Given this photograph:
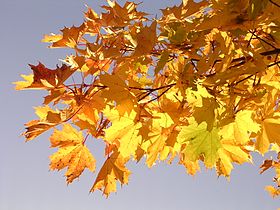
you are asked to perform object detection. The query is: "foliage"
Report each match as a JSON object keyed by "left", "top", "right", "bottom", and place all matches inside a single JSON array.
[{"left": 15, "top": 0, "right": 280, "bottom": 197}]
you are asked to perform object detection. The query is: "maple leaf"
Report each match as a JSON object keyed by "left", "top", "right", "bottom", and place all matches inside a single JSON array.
[
  {"left": 179, "top": 156, "right": 201, "bottom": 175},
  {"left": 23, "top": 106, "right": 63, "bottom": 141},
  {"left": 100, "top": 1, "right": 148, "bottom": 27},
  {"left": 193, "top": 98, "right": 219, "bottom": 130},
  {"left": 74, "top": 91, "right": 106, "bottom": 135},
  {"left": 256, "top": 113, "right": 280, "bottom": 154},
  {"left": 14, "top": 74, "right": 33, "bottom": 90},
  {"left": 154, "top": 50, "right": 170, "bottom": 75},
  {"left": 49, "top": 124, "right": 96, "bottom": 183},
  {"left": 145, "top": 134, "right": 167, "bottom": 167},
  {"left": 144, "top": 112, "right": 175, "bottom": 167},
  {"left": 50, "top": 144, "right": 95, "bottom": 183},
  {"left": 42, "top": 23, "right": 86, "bottom": 48},
  {"left": 103, "top": 108, "right": 142, "bottom": 158},
  {"left": 24, "top": 120, "right": 56, "bottom": 141},
  {"left": 178, "top": 120, "right": 221, "bottom": 168},
  {"left": 133, "top": 21, "right": 157, "bottom": 56},
  {"left": 14, "top": 63, "right": 75, "bottom": 90},
  {"left": 90, "top": 151, "right": 130, "bottom": 197},
  {"left": 219, "top": 110, "right": 260, "bottom": 145},
  {"left": 100, "top": 73, "right": 136, "bottom": 108},
  {"left": 49, "top": 124, "right": 84, "bottom": 147},
  {"left": 216, "top": 139, "right": 252, "bottom": 177}
]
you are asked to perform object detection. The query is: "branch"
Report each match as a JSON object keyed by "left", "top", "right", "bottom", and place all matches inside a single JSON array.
[
  {"left": 144, "top": 84, "right": 174, "bottom": 104},
  {"left": 129, "top": 83, "right": 176, "bottom": 103},
  {"left": 269, "top": 0, "right": 280, "bottom": 8},
  {"left": 250, "top": 30, "right": 277, "bottom": 49},
  {"left": 260, "top": 49, "right": 280, "bottom": 56},
  {"left": 268, "top": 60, "right": 280, "bottom": 67},
  {"left": 234, "top": 74, "right": 255, "bottom": 85},
  {"left": 128, "top": 83, "right": 176, "bottom": 91}
]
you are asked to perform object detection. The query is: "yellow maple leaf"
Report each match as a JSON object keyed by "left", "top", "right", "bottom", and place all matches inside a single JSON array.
[
  {"left": 104, "top": 108, "right": 142, "bottom": 158},
  {"left": 100, "top": 73, "right": 136, "bottom": 110},
  {"left": 143, "top": 112, "right": 175, "bottom": 167},
  {"left": 74, "top": 94, "right": 105, "bottom": 136},
  {"left": 220, "top": 110, "right": 260, "bottom": 145},
  {"left": 193, "top": 98, "right": 219, "bottom": 130},
  {"left": 23, "top": 106, "right": 63, "bottom": 141},
  {"left": 256, "top": 115, "right": 280, "bottom": 154},
  {"left": 14, "top": 74, "right": 34, "bottom": 90},
  {"left": 23, "top": 120, "right": 56, "bottom": 141},
  {"left": 185, "top": 83, "right": 213, "bottom": 108},
  {"left": 50, "top": 124, "right": 84, "bottom": 147},
  {"left": 41, "top": 33, "right": 62, "bottom": 43},
  {"left": 179, "top": 158, "right": 200, "bottom": 176},
  {"left": 100, "top": 1, "right": 147, "bottom": 28},
  {"left": 217, "top": 139, "right": 252, "bottom": 177},
  {"left": 151, "top": 112, "right": 174, "bottom": 129},
  {"left": 146, "top": 134, "right": 167, "bottom": 167},
  {"left": 49, "top": 124, "right": 96, "bottom": 183},
  {"left": 90, "top": 152, "right": 130, "bottom": 197},
  {"left": 34, "top": 105, "right": 61, "bottom": 122},
  {"left": 50, "top": 144, "right": 95, "bottom": 184},
  {"left": 42, "top": 23, "right": 86, "bottom": 48}
]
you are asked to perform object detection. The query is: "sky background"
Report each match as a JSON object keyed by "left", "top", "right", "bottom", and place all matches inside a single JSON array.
[{"left": 0, "top": 0, "right": 279, "bottom": 210}]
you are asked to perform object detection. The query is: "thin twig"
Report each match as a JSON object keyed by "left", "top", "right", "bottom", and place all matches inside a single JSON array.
[{"left": 269, "top": 0, "right": 280, "bottom": 8}]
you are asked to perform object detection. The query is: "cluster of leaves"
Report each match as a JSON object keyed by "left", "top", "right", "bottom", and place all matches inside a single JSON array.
[{"left": 15, "top": 0, "right": 280, "bottom": 197}]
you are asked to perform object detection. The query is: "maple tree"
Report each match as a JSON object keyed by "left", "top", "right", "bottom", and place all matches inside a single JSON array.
[{"left": 15, "top": 0, "right": 280, "bottom": 198}]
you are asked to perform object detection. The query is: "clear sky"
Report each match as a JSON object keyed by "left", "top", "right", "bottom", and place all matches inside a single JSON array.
[{"left": 1, "top": 0, "right": 279, "bottom": 210}]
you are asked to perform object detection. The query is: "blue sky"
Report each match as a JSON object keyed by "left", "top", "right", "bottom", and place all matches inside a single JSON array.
[{"left": 1, "top": 0, "right": 279, "bottom": 210}]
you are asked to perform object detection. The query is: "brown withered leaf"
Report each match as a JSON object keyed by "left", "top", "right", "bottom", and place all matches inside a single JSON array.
[{"left": 14, "top": 63, "right": 75, "bottom": 90}]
